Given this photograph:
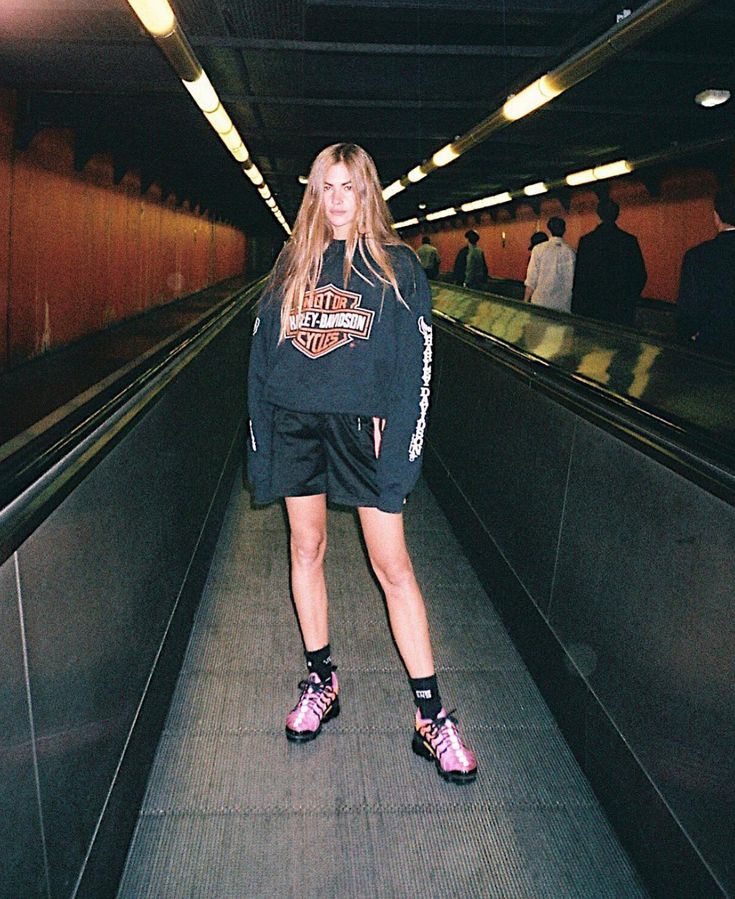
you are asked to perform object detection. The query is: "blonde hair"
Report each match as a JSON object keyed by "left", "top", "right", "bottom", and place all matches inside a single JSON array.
[{"left": 267, "top": 143, "right": 406, "bottom": 341}]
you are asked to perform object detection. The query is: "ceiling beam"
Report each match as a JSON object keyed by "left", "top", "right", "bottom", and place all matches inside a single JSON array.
[
  {"left": 189, "top": 37, "right": 555, "bottom": 58},
  {"left": 24, "top": 87, "right": 725, "bottom": 125},
  {"left": 191, "top": 37, "right": 735, "bottom": 69},
  {"left": 6, "top": 37, "right": 731, "bottom": 67},
  {"left": 14, "top": 86, "right": 487, "bottom": 111}
]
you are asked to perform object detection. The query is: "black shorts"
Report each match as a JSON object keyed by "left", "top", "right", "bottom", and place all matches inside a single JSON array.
[{"left": 271, "top": 407, "right": 382, "bottom": 507}]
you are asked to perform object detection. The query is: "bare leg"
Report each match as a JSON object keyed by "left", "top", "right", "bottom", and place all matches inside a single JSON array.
[
  {"left": 357, "top": 506, "right": 435, "bottom": 677},
  {"left": 285, "top": 494, "right": 329, "bottom": 651}
]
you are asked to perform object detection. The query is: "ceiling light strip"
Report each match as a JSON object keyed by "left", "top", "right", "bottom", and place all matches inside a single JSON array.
[
  {"left": 425, "top": 207, "right": 456, "bottom": 221},
  {"left": 523, "top": 182, "right": 548, "bottom": 196},
  {"left": 383, "top": 0, "right": 705, "bottom": 202},
  {"left": 392, "top": 218, "right": 419, "bottom": 229},
  {"left": 126, "top": 0, "right": 289, "bottom": 233},
  {"left": 396, "top": 156, "right": 635, "bottom": 229},
  {"left": 460, "top": 192, "right": 512, "bottom": 213},
  {"left": 395, "top": 133, "right": 734, "bottom": 231}
]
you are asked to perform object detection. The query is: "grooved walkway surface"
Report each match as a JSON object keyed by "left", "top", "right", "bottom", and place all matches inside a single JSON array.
[{"left": 117, "top": 480, "right": 647, "bottom": 898}]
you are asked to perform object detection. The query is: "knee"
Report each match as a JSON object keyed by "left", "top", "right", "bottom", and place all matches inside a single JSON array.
[
  {"left": 290, "top": 530, "right": 327, "bottom": 568},
  {"left": 372, "top": 554, "right": 415, "bottom": 592}
]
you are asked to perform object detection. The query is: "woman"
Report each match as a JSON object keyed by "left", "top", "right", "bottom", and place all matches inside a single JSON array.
[{"left": 247, "top": 143, "right": 476, "bottom": 784}]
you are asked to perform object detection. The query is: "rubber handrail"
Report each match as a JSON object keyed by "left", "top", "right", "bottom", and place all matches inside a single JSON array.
[
  {"left": 433, "top": 309, "right": 735, "bottom": 507},
  {"left": 0, "top": 279, "right": 263, "bottom": 564}
]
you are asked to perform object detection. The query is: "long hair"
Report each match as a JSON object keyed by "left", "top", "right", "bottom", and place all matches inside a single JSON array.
[{"left": 268, "top": 143, "right": 405, "bottom": 341}]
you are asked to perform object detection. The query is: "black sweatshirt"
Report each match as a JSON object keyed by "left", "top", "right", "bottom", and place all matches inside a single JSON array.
[{"left": 247, "top": 240, "right": 433, "bottom": 513}]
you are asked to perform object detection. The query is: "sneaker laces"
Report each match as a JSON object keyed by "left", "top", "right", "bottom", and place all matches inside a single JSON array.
[{"left": 293, "top": 671, "right": 335, "bottom": 713}]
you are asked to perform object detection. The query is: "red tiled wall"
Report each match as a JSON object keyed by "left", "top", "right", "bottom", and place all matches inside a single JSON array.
[
  {"left": 0, "top": 88, "right": 14, "bottom": 371},
  {"left": 0, "top": 88, "right": 247, "bottom": 373},
  {"left": 408, "top": 166, "right": 729, "bottom": 303}
]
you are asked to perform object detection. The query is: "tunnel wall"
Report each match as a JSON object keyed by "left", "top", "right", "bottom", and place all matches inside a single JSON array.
[
  {"left": 0, "top": 87, "right": 247, "bottom": 375},
  {"left": 408, "top": 164, "right": 730, "bottom": 303},
  {"left": 424, "top": 322, "right": 733, "bottom": 899},
  {"left": 0, "top": 300, "right": 251, "bottom": 898},
  {"left": 0, "top": 89, "right": 12, "bottom": 373}
]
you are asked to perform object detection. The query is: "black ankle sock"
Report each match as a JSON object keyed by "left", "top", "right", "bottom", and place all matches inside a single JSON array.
[
  {"left": 410, "top": 674, "right": 442, "bottom": 719},
  {"left": 305, "top": 644, "right": 333, "bottom": 683}
]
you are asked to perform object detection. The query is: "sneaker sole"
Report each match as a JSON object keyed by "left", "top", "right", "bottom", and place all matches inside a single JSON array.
[
  {"left": 412, "top": 732, "right": 477, "bottom": 784},
  {"left": 285, "top": 698, "right": 340, "bottom": 743}
]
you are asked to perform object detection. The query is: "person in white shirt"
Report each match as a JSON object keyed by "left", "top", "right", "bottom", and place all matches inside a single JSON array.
[{"left": 524, "top": 216, "right": 576, "bottom": 312}]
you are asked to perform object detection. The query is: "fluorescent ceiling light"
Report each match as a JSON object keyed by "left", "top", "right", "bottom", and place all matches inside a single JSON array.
[
  {"left": 220, "top": 127, "right": 243, "bottom": 152},
  {"left": 128, "top": 0, "right": 283, "bottom": 232},
  {"left": 461, "top": 192, "right": 512, "bottom": 212},
  {"left": 181, "top": 71, "right": 219, "bottom": 113},
  {"left": 243, "top": 165, "right": 264, "bottom": 187},
  {"left": 566, "top": 168, "right": 596, "bottom": 186},
  {"left": 566, "top": 159, "right": 632, "bottom": 187},
  {"left": 425, "top": 207, "right": 456, "bottom": 221},
  {"left": 503, "top": 75, "right": 561, "bottom": 122},
  {"left": 382, "top": 181, "right": 405, "bottom": 201},
  {"left": 203, "top": 104, "right": 233, "bottom": 134},
  {"left": 432, "top": 144, "right": 459, "bottom": 168},
  {"left": 593, "top": 159, "right": 633, "bottom": 180},
  {"left": 407, "top": 165, "right": 428, "bottom": 183},
  {"left": 393, "top": 218, "right": 420, "bottom": 229},
  {"left": 127, "top": 0, "right": 176, "bottom": 37},
  {"left": 695, "top": 89, "right": 731, "bottom": 108},
  {"left": 523, "top": 182, "right": 548, "bottom": 196},
  {"left": 230, "top": 143, "right": 249, "bottom": 163}
]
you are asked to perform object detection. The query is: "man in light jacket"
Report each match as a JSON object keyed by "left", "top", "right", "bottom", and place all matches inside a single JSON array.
[{"left": 524, "top": 217, "right": 576, "bottom": 312}]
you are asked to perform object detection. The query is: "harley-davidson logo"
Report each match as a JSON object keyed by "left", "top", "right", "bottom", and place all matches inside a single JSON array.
[{"left": 286, "top": 284, "right": 374, "bottom": 358}]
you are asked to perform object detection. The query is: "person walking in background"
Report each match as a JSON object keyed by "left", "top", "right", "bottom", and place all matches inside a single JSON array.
[
  {"left": 463, "top": 229, "right": 488, "bottom": 289},
  {"left": 572, "top": 199, "right": 647, "bottom": 326},
  {"left": 452, "top": 238, "right": 468, "bottom": 285},
  {"left": 416, "top": 235, "right": 441, "bottom": 280},
  {"left": 677, "top": 187, "right": 735, "bottom": 356},
  {"left": 523, "top": 217, "right": 575, "bottom": 312},
  {"left": 247, "top": 142, "right": 477, "bottom": 784}
]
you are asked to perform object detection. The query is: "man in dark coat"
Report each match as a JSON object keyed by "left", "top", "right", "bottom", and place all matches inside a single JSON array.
[
  {"left": 676, "top": 187, "right": 735, "bottom": 357},
  {"left": 452, "top": 240, "right": 468, "bottom": 285},
  {"left": 572, "top": 199, "right": 647, "bottom": 326}
]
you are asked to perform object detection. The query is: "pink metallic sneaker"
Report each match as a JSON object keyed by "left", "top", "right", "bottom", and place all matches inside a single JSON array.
[
  {"left": 412, "top": 708, "right": 477, "bottom": 784},
  {"left": 285, "top": 671, "right": 340, "bottom": 743}
]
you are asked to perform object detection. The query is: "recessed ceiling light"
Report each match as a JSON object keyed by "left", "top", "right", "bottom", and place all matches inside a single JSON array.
[
  {"left": 418, "top": 203, "right": 427, "bottom": 210},
  {"left": 298, "top": 174, "right": 308, "bottom": 184},
  {"left": 695, "top": 89, "right": 731, "bottom": 108}
]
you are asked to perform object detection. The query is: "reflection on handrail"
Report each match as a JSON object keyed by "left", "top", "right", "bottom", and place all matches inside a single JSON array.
[
  {"left": 431, "top": 285, "right": 735, "bottom": 452},
  {"left": 433, "top": 299, "right": 735, "bottom": 507}
]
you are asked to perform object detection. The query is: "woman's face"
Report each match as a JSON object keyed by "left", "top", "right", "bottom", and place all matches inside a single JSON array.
[{"left": 323, "top": 161, "right": 357, "bottom": 239}]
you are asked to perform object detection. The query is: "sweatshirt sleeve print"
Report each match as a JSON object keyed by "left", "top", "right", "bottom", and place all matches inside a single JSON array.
[
  {"left": 375, "top": 253, "right": 433, "bottom": 513},
  {"left": 246, "top": 288, "right": 278, "bottom": 504}
]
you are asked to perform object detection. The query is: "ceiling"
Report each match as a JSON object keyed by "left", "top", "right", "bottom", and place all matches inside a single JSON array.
[{"left": 1, "top": 0, "right": 734, "bottom": 235}]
